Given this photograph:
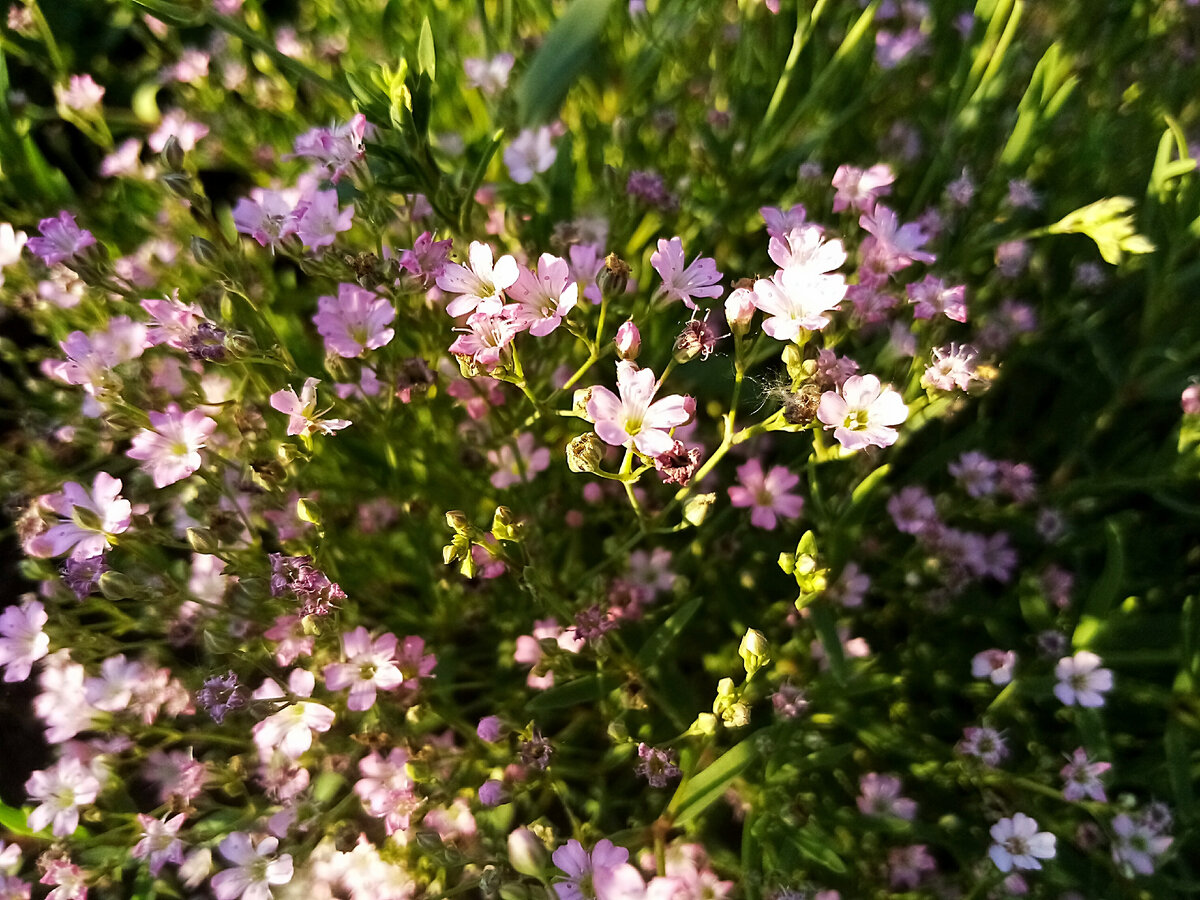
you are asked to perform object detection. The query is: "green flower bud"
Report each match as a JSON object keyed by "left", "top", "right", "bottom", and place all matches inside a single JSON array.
[
  {"left": 738, "top": 628, "right": 771, "bottom": 678},
  {"left": 507, "top": 827, "right": 549, "bottom": 878}
]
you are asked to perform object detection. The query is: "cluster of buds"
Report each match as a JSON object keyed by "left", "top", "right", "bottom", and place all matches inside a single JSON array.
[{"left": 778, "top": 531, "right": 829, "bottom": 609}]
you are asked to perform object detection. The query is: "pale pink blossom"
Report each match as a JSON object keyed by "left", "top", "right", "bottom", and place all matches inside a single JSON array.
[
  {"left": 587, "top": 361, "right": 696, "bottom": 458},
  {"left": 324, "top": 627, "right": 404, "bottom": 711},
  {"left": 40, "top": 859, "right": 87, "bottom": 900},
  {"left": 26, "top": 757, "right": 101, "bottom": 836},
  {"left": 0, "top": 598, "right": 49, "bottom": 682},
  {"left": 816, "top": 374, "right": 908, "bottom": 451},
  {"left": 289, "top": 114, "right": 368, "bottom": 183},
  {"left": 727, "top": 459, "right": 804, "bottom": 530},
  {"left": 1060, "top": 748, "right": 1110, "bottom": 802},
  {"left": 489, "top": 433, "right": 552, "bottom": 488},
  {"left": 126, "top": 404, "right": 217, "bottom": 488},
  {"left": 1054, "top": 651, "right": 1113, "bottom": 707},
  {"left": 133, "top": 813, "right": 187, "bottom": 876},
  {"left": 148, "top": 110, "right": 208, "bottom": 153},
  {"left": 464, "top": 54, "right": 515, "bottom": 94},
  {"left": 232, "top": 189, "right": 300, "bottom": 249},
  {"left": 55, "top": 74, "right": 105, "bottom": 111},
  {"left": 313, "top": 283, "right": 395, "bottom": 357},
  {"left": 40, "top": 316, "right": 149, "bottom": 396},
  {"left": 906, "top": 275, "right": 967, "bottom": 322},
  {"left": 751, "top": 269, "right": 846, "bottom": 341},
  {"left": 211, "top": 832, "right": 293, "bottom": 900},
  {"left": 355, "top": 748, "right": 419, "bottom": 835},
  {"left": 437, "top": 241, "right": 520, "bottom": 317},
  {"left": 971, "top": 649, "right": 1017, "bottom": 686},
  {"left": 923, "top": 343, "right": 978, "bottom": 391},
  {"left": 857, "top": 773, "right": 916, "bottom": 820},
  {"left": 25, "top": 473, "right": 132, "bottom": 560},
  {"left": 988, "top": 813, "right": 1055, "bottom": 872},
  {"left": 505, "top": 126, "right": 557, "bottom": 184},
  {"left": 650, "top": 237, "right": 723, "bottom": 310},
  {"left": 294, "top": 189, "right": 354, "bottom": 249},
  {"left": 859, "top": 205, "right": 935, "bottom": 274},
  {"left": 251, "top": 669, "right": 335, "bottom": 758},
  {"left": 508, "top": 253, "right": 579, "bottom": 336},
  {"left": 552, "top": 839, "right": 645, "bottom": 900},
  {"left": 269, "top": 378, "right": 351, "bottom": 437},
  {"left": 449, "top": 308, "right": 523, "bottom": 368},
  {"left": 760, "top": 203, "right": 808, "bottom": 239},
  {"left": 831, "top": 163, "right": 894, "bottom": 213}
]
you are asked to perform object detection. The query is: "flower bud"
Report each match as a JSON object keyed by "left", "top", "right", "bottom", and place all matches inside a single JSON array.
[
  {"left": 724, "top": 287, "right": 756, "bottom": 335},
  {"left": 222, "top": 332, "right": 256, "bottom": 359},
  {"left": 160, "top": 135, "right": 185, "bottom": 171},
  {"left": 507, "top": 827, "right": 549, "bottom": 878},
  {"left": 445, "top": 510, "right": 471, "bottom": 533},
  {"left": 599, "top": 252, "right": 631, "bottom": 296},
  {"left": 566, "top": 432, "right": 604, "bottom": 473},
  {"left": 98, "top": 570, "right": 135, "bottom": 601},
  {"left": 687, "top": 712, "right": 718, "bottom": 736},
  {"left": 738, "top": 628, "right": 771, "bottom": 678},
  {"left": 161, "top": 172, "right": 194, "bottom": 200},
  {"left": 682, "top": 491, "right": 716, "bottom": 526},
  {"left": 1183, "top": 384, "right": 1200, "bottom": 415},
  {"left": 190, "top": 236, "right": 221, "bottom": 269},
  {"left": 186, "top": 527, "right": 219, "bottom": 555},
  {"left": 614, "top": 320, "right": 641, "bottom": 361}
]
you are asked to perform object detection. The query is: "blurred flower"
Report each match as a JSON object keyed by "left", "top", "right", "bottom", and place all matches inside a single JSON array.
[
  {"left": 505, "top": 126, "right": 557, "bottom": 184},
  {"left": 210, "top": 833, "right": 293, "bottom": 900},
  {"left": 651, "top": 237, "right": 723, "bottom": 309},
  {"left": 26, "top": 757, "right": 100, "bottom": 836},
  {"left": 1054, "top": 652, "right": 1113, "bottom": 707},
  {"left": 971, "top": 649, "right": 1017, "bottom": 686},
  {"left": 831, "top": 163, "right": 894, "bottom": 213},
  {"left": 728, "top": 460, "right": 804, "bottom": 530},
  {"left": 55, "top": 74, "right": 104, "bottom": 111},
  {"left": 269, "top": 378, "right": 351, "bottom": 437},
  {"left": 25, "top": 473, "right": 132, "bottom": 560},
  {"left": 0, "top": 598, "right": 49, "bottom": 682},
  {"left": 464, "top": 53, "right": 514, "bottom": 94},
  {"left": 26, "top": 212, "right": 96, "bottom": 267},
  {"left": 1111, "top": 812, "right": 1172, "bottom": 875},
  {"left": 1060, "top": 748, "right": 1110, "bottom": 802}
]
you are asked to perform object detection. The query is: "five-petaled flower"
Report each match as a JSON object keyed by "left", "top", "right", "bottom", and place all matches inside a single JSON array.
[
  {"left": 269, "top": 378, "right": 351, "bottom": 437},
  {"left": 817, "top": 374, "right": 908, "bottom": 451},
  {"left": 587, "top": 362, "right": 695, "bottom": 458},
  {"left": 988, "top": 813, "right": 1056, "bottom": 872}
]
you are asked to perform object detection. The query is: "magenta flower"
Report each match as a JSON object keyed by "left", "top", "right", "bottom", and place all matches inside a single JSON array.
[
  {"left": 313, "top": 283, "right": 395, "bottom": 357},
  {"left": 437, "top": 241, "right": 520, "bottom": 318},
  {"left": 1060, "top": 748, "right": 1110, "bottom": 802},
  {"left": 324, "top": 627, "right": 405, "bottom": 711},
  {"left": 988, "top": 813, "right": 1055, "bottom": 872},
  {"left": 26, "top": 211, "right": 96, "bottom": 266},
  {"left": 0, "top": 598, "right": 49, "bottom": 683},
  {"left": 294, "top": 189, "right": 354, "bottom": 249},
  {"left": 817, "top": 374, "right": 908, "bottom": 451},
  {"left": 508, "top": 253, "right": 579, "bottom": 336},
  {"left": 831, "top": 163, "right": 894, "bottom": 213},
  {"left": 132, "top": 813, "right": 187, "bottom": 876},
  {"left": 727, "top": 460, "right": 804, "bottom": 530},
  {"left": 906, "top": 275, "right": 967, "bottom": 322},
  {"left": 25, "top": 472, "right": 132, "bottom": 560},
  {"left": 1054, "top": 651, "right": 1113, "bottom": 707},
  {"left": 210, "top": 832, "right": 293, "bottom": 900},
  {"left": 26, "top": 757, "right": 101, "bottom": 836},
  {"left": 269, "top": 378, "right": 351, "bottom": 437},
  {"left": 232, "top": 189, "right": 300, "bottom": 249},
  {"left": 126, "top": 403, "right": 218, "bottom": 488},
  {"left": 289, "top": 114, "right": 367, "bottom": 183},
  {"left": 552, "top": 839, "right": 646, "bottom": 900},
  {"left": 587, "top": 362, "right": 696, "bottom": 458},
  {"left": 650, "top": 237, "right": 723, "bottom": 310},
  {"left": 449, "top": 308, "right": 523, "bottom": 368},
  {"left": 859, "top": 205, "right": 935, "bottom": 273}
]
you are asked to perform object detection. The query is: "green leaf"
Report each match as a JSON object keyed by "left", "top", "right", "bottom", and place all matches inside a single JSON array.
[
  {"left": 1076, "top": 519, "right": 1124, "bottom": 650},
  {"left": 636, "top": 598, "right": 702, "bottom": 670},
  {"left": 809, "top": 603, "right": 846, "bottom": 684},
  {"left": 525, "top": 673, "right": 619, "bottom": 712},
  {"left": 516, "top": 0, "right": 616, "bottom": 126},
  {"left": 1165, "top": 721, "right": 1197, "bottom": 822},
  {"left": 667, "top": 735, "right": 762, "bottom": 825},
  {"left": 0, "top": 800, "right": 39, "bottom": 836},
  {"left": 417, "top": 17, "right": 436, "bottom": 79},
  {"left": 784, "top": 825, "right": 847, "bottom": 873}
]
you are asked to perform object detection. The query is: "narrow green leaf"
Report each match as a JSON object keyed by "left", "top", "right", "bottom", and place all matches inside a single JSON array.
[
  {"left": 636, "top": 598, "right": 702, "bottom": 670},
  {"left": 1165, "top": 722, "right": 1197, "bottom": 822},
  {"left": 525, "top": 673, "right": 619, "bottom": 712},
  {"left": 1080, "top": 519, "right": 1125, "bottom": 626},
  {"left": 785, "top": 825, "right": 847, "bottom": 873},
  {"left": 459, "top": 128, "right": 506, "bottom": 231},
  {"left": 668, "top": 735, "right": 761, "bottom": 825},
  {"left": 516, "top": 0, "right": 616, "bottom": 126},
  {"left": 809, "top": 603, "right": 845, "bottom": 684}
]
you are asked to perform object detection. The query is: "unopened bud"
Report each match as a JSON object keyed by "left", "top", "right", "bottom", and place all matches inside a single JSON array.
[
  {"left": 507, "top": 827, "right": 549, "bottom": 878},
  {"left": 161, "top": 172, "right": 194, "bottom": 199},
  {"left": 566, "top": 432, "right": 604, "bottom": 473},
  {"left": 190, "top": 236, "right": 221, "bottom": 268},
  {"left": 186, "top": 527, "right": 219, "bottom": 555},
  {"left": 687, "top": 712, "right": 718, "bottom": 736},
  {"left": 599, "top": 252, "right": 631, "bottom": 296},
  {"left": 296, "top": 498, "right": 321, "bottom": 527},
  {"left": 445, "top": 510, "right": 471, "bottom": 533},
  {"left": 98, "top": 571, "right": 135, "bottom": 601},
  {"left": 614, "top": 320, "right": 641, "bottom": 360},
  {"left": 160, "top": 135, "right": 185, "bottom": 171},
  {"left": 724, "top": 287, "right": 756, "bottom": 335},
  {"left": 607, "top": 720, "right": 630, "bottom": 743},
  {"left": 682, "top": 491, "right": 716, "bottom": 526},
  {"left": 222, "top": 332, "right": 256, "bottom": 359},
  {"left": 738, "top": 628, "right": 771, "bottom": 677}
]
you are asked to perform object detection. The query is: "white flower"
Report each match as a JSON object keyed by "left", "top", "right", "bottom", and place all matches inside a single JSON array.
[
  {"left": 1111, "top": 813, "right": 1172, "bottom": 875},
  {"left": 988, "top": 813, "right": 1056, "bottom": 872},
  {"left": 211, "top": 832, "right": 293, "bottom": 900},
  {"left": 0, "top": 223, "right": 28, "bottom": 278},
  {"left": 1053, "top": 651, "right": 1113, "bottom": 707}
]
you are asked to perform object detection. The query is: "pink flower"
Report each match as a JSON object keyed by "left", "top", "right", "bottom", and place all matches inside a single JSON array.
[
  {"left": 751, "top": 268, "right": 846, "bottom": 341},
  {"left": 55, "top": 74, "right": 105, "bottom": 111},
  {"left": 26, "top": 757, "right": 101, "bottom": 836},
  {"left": 831, "top": 163, "right": 894, "bottom": 213},
  {"left": 767, "top": 223, "right": 846, "bottom": 277},
  {"left": 857, "top": 773, "right": 916, "bottom": 820},
  {"left": 1060, "top": 748, "right": 1110, "bottom": 802},
  {"left": 324, "top": 627, "right": 405, "bottom": 711},
  {"left": 651, "top": 237, "right": 723, "bottom": 310},
  {"left": 233, "top": 189, "right": 300, "bottom": 249},
  {"left": 252, "top": 669, "right": 335, "bottom": 758},
  {"left": 907, "top": 275, "right": 967, "bottom": 322},
  {"left": 126, "top": 404, "right": 218, "bottom": 488},
  {"left": 587, "top": 362, "right": 696, "bottom": 458},
  {"left": 464, "top": 54, "right": 515, "bottom": 94},
  {"left": 0, "top": 598, "right": 49, "bottom": 682},
  {"left": 149, "top": 110, "right": 208, "bottom": 152},
  {"left": 505, "top": 126, "right": 557, "bottom": 184},
  {"left": 923, "top": 343, "right": 978, "bottom": 391},
  {"left": 760, "top": 203, "right": 808, "bottom": 239},
  {"left": 816, "top": 374, "right": 908, "bottom": 451},
  {"left": 971, "top": 649, "right": 1017, "bottom": 686},
  {"left": 887, "top": 485, "right": 938, "bottom": 534},
  {"left": 294, "top": 189, "right": 354, "bottom": 249},
  {"left": 269, "top": 378, "right": 351, "bottom": 437},
  {"left": 355, "top": 748, "right": 419, "bottom": 835},
  {"left": 437, "top": 241, "right": 520, "bottom": 318},
  {"left": 26, "top": 212, "right": 96, "bottom": 267},
  {"left": 1112, "top": 813, "right": 1172, "bottom": 875},
  {"left": 40, "top": 859, "right": 87, "bottom": 900},
  {"left": 514, "top": 618, "right": 583, "bottom": 689},
  {"left": 552, "top": 839, "right": 646, "bottom": 900},
  {"left": 41, "top": 317, "right": 149, "bottom": 396},
  {"left": 313, "top": 283, "right": 395, "bottom": 357},
  {"left": 988, "top": 813, "right": 1055, "bottom": 872},
  {"left": 489, "top": 433, "right": 552, "bottom": 489},
  {"left": 887, "top": 845, "right": 936, "bottom": 890},
  {"left": 1054, "top": 651, "right": 1113, "bottom": 707},
  {"left": 727, "top": 460, "right": 804, "bottom": 530},
  {"left": 508, "top": 253, "right": 579, "bottom": 336},
  {"left": 210, "top": 832, "right": 293, "bottom": 900},
  {"left": 132, "top": 813, "right": 187, "bottom": 876},
  {"left": 399, "top": 231, "right": 453, "bottom": 285},
  {"left": 289, "top": 114, "right": 367, "bottom": 183},
  {"left": 25, "top": 472, "right": 132, "bottom": 560},
  {"left": 449, "top": 308, "right": 523, "bottom": 368},
  {"left": 615, "top": 320, "right": 641, "bottom": 360},
  {"left": 859, "top": 205, "right": 935, "bottom": 274}
]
